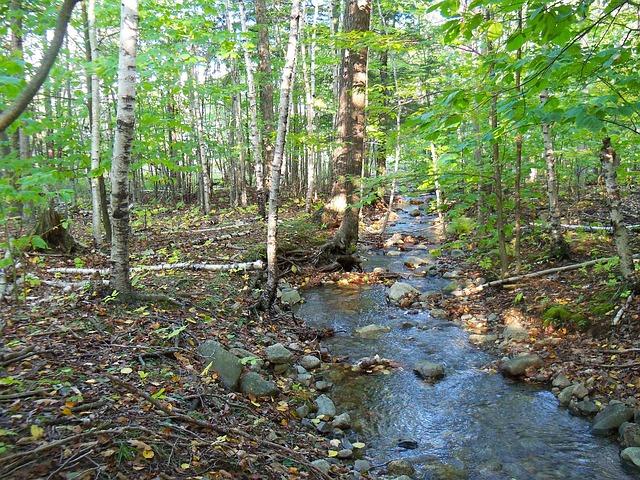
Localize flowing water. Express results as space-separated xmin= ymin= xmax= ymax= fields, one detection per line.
xmin=294 ymin=200 xmax=635 ymax=479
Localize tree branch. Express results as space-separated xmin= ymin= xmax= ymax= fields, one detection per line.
xmin=0 ymin=0 xmax=80 ymax=134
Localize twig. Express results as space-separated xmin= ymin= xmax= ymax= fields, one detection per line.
xmin=594 ymin=361 xmax=640 ymax=369
xmin=0 ymin=390 xmax=47 ymax=401
xmin=106 ymin=374 xmax=332 ymax=480
xmin=601 ymin=347 xmax=640 ymax=354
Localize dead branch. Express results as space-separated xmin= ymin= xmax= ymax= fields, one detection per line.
xmin=106 ymin=373 xmax=332 ymax=480
xmin=0 ymin=390 xmax=47 ymax=401
xmin=601 ymin=347 xmax=640 ymax=354
xmin=455 ymin=257 xmax=615 ymax=296
xmin=48 ymin=259 xmax=264 ymax=276
xmin=613 ymin=292 xmax=634 ymax=326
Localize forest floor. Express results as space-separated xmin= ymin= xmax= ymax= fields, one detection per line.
xmin=1 ymin=187 xmax=640 ymax=479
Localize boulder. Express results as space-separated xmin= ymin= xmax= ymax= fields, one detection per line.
xmin=621 ymin=447 xmax=640 ymax=469
xmin=469 ymin=334 xmax=498 ymax=346
xmin=409 ymin=208 xmax=421 ymax=217
xmin=442 ymin=280 xmax=463 ymax=295
xmin=414 ymin=361 xmax=445 ymax=381
xmin=354 ymin=460 xmax=371 ymax=472
xmin=332 ymin=412 xmax=352 ymax=429
xmin=500 ymin=354 xmax=543 ymax=378
xmin=386 ymin=459 xmax=415 ymax=476
xmin=265 ymin=343 xmax=294 ymax=364
xmin=575 ymin=400 xmax=600 ymax=416
xmin=354 ymin=324 xmax=390 ymax=338
xmin=503 ymin=323 xmax=528 ymax=342
xmin=592 ymin=402 xmax=634 ymax=435
xmin=280 ymin=287 xmax=301 ymax=305
xmin=198 ymin=340 xmax=242 ymax=390
xmin=310 ymin=459 xmax=331 ymax=474
xmin=299 ymin=355 xmax=322 ymax=370
xmin=450 ymin=248 xmax=465 ymax=259
xmin=430 ymin=308 xmax=448 ymax=319
xmin=315 ymin=394 xmax=336 ymax=419
xmin=404 ymin=256 xmax=434 ymax=269
xmin=552 ymin=373 xmax=572 ymax=389
xmin=388 ymin=282 xmax=421 ymax=303
xmin=239 ymin=372 xmax=280 ymax=397
xmin=621 ymin=422 xmax=640 ymax=447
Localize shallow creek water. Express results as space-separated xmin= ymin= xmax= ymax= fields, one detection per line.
xmin=294 ymin=201 xmax=635 ymax=479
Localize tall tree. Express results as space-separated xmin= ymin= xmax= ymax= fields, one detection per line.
xmin=322 ymin=0 xmax=372 ymax=266
xmin=265 ymin=0 xmax=302 ymax=307
xmin=255 ymin=0 xmax=275 ymax=186
xmin=109 ymin=0 xmax=139 ymax=301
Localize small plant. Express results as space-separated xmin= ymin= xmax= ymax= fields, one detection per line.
xmin=74 ymin=257 xmax=85 ymax=268
xmin=446 ymin=215 xmax=477 ymax=236
xmin=542 ymin=305 xmax=590 ymax=331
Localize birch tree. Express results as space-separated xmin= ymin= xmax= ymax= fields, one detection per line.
xmin=109 ymin=0 xmax=139 ymax=301
xmin=265 ymin=0 xmax=302 ymax=307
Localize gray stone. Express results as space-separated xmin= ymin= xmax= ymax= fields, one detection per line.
xmin=408 ymin=208 xmax=421 ymax=217
xmin=592 ymin=403 xmax=634 ymax=435
xmin=501 ymin=354 xmax=543 ymax=378
xmin=384 ymin=233 xmax=404 ymax=247
xmin=354 ymin=460 xmax=371 ymax=472
xmin=503 ymin=323 xmax=528 ymax=342
xmin=468 ymin=334 xmax=498 ymax=346
xmin=621 ymin=447 xmax=640 ymax=468
xmin=442 ymin=270 xmax=461 ymax=278
xmin=315 ymin=380 xmax=333 ymax=391
xmin=198 ymin=340 xmax=242 ymax=391
xmin=621 ymin=422 xmax=640 ymax=447
xmin=311 ymin=459 xmax=332 ymax=474
xmin=273 ymin=363 xmax=290 ymax=374
xmin=300 ymin=355 xmax=322 ymax=370
xmin=552 ymin=373 xmax=572 ymax=389
xmin=229 ymin=347 xmax=255 ymax=359
xmin=386 ymin=459 xmax=415 ymax=476
xmin=297 ymin=373 xmax=314 ymax=385
xmin=575 ymin=400 xmax=600 ymax=416
xmin=354 ymin=324 xmax=390 ymax=338
xmin=387 ymin=250 xmax=402 ymax=257
xmin=442 ymin=280 xmax=462 ymax=294
xmin=450 ymin=248 xmax=465 ymax=259
xmin=430 ymin=308 xmax=448 ymax=319
xmin=573 ymin=383 xmax=589 ymax=399
xmin=388 ymin=282 xmax=421 ymax=303
xmin=332 ymin=412 xmax=352 ymax=429
xmin=295 ymin=404 xmax=310 ymax=418
xmin=337 ymin=449 xmax=353 ymax=459
xmin=239 ymin=372 xmax=279 ymax=397
xmin=404 ymin=256 xmax=432 ymax=269
xmin=280 ymin=287 xmax=302 ymax=305
xmin=315 ymin=394 xmax=336 ymax=418
xmin=265 ymin=343 xmax=294 ymax=364
xmin=414 ymin=361 xmax=445 ymax=381
xmin=315 ymin=420 xmax=333 ymax=433
xmin=557 ymin=385 xmax=575 ymax=407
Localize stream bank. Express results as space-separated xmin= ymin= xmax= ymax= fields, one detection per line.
xmin=293 ymin=196 xmax=638 ymax=479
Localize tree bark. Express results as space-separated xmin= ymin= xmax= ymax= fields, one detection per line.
xmin=599 ymin=137 xmax=638 ymax=290
xmin=540 ymin=88 xmax=570 ymax=259
xmin=302 ymin=0 xmax=319 ymax=213
xmin=238 ymin=0 xmax=265 ymax=218
xmin=265 ymin=0 xmax=302 ymax=307
xmin=0 ymin=0 xmax=80 ymax=134
xmin=109 ymin=0 xmax=139 ymax=301
xmin=322 ymin=0 xmax=371 ymax=258
xmin=255 ymin=0 xmax=275 ymax=187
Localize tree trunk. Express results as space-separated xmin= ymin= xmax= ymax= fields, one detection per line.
xmin=322 ymin=0 xmax=371 ymax=249
xmin=302 ymin=0 xmax=319 ymax=213
xmin=32 ymin=203 xmax=78 ymax=253
xmin=188 ymin=65 xmax=212 ymax=215
xmin=238 ymin=0 xmax=265 ymax=218
xmin=265 ymin=0 xmax=302 ymax=307
xmin=109 ymin=0 xmax=139 ymax=301
xmin=255 ymin=0 xmax=275 ymax=187
xmin=540 ymin=88 xmax=570 ymax=259
xmin=599 ymin=137 xmax=638 ymax=290
xmin=514 ymin=8 xmax=523 ymax=274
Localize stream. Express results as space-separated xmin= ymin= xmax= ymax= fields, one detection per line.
xmin=294 ymin=198 xmax=635 ymax=479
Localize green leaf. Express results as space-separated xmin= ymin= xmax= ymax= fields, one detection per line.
xmin=506 ymin=33 xmax=526 ymax=52
xmin=486 ymin=21 xmax=503 ymax=41
xmin=31 ymin=236 xmax=48 ymax=250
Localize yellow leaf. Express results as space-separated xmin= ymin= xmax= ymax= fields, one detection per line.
xmin=61 ymin=407 xmax=73 ymax=416
xmin=276 ymin=405 xmax=289 ymax=412
xmin=201 ymin=361 xmax=214 ymax=376
xmin=181 ymin=463 xmax=190 ymax=469
xmin=120 ymin=367 xmax=133 ymax=374
xmin=251 ymin=401 xmax=261 ymax=407
xmin=352 ymin=442 xmax=366 ymax=449
xmin=142 ymin=449 xmax=155 ymax=459
xmin=30 ymin=425 xmax=45 ymax=441
xmin=101 ymin=449 xmax=117 ymax=457
xmin=327 ymin=450 xmax=338 ymax=457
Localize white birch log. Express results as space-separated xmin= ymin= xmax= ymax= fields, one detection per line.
xmin=49 ymin=260 xmax=264 ymax=276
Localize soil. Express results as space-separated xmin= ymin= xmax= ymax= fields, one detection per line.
xmin=1 ymin=187 xmax=639 ymax=479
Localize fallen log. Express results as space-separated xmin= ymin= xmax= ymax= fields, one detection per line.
xmin=454 ymin=257 xmax=614 ymax=297
xmin=48 ymin=259 xmax=264 ymax=276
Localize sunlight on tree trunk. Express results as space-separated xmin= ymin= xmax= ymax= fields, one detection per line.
xmin=322 ymin=0 xmax=371 ymax=261
xmin=109 ymin=0 xmax=139 ymax=301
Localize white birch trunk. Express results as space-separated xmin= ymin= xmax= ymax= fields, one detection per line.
xmin=266 ymin=0 xmax=302 ymax=305
xmin=600 ymin=137 xmax=637 ymax=287
xmin=109 ymin=0 xmax=139 ymax=300
xmin=88 ymin=0 xmax=103 ymax=247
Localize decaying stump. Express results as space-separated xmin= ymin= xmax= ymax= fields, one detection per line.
xmin=31 ymin=203 xmax=78 ymax=253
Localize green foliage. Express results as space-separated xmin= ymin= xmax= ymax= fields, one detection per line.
xmin=542 ymin=305 xmax=590 ymax=331
xmin=446 ymin=215 xmax=477 ymax=236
